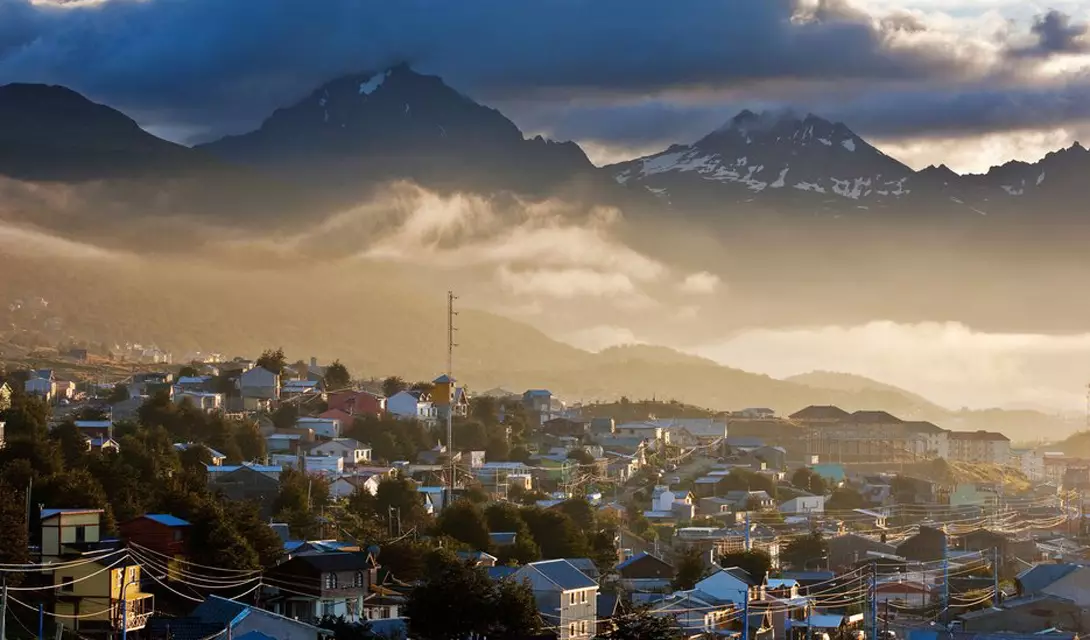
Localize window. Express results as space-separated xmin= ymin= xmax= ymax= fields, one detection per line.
xmin=354 ymin=571 xmax=364 ymax=588
xmin=580 ymin=590 xmax=587 ymax=604
xmin=325 ymin=573 xmax=338 ymax=590
xmin=173 ymin=530 xmax=183 ymax=542
xmin=322 ymin=601 xmax=334 ymax=617
xmin=569 ymin=624 xmax=576 ymax=637
xmin=74 ymin=526 xmax=86 ymax=543
xmin=60 ymin=577 xmax=74 ymax=592
xmin=569 ymin=592 xmax=576 ymax=605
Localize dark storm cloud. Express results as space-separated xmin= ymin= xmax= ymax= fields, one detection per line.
xmin=1011 ymin=10 xmax=1089 ymax=58
xmin=507 ymin=75 xmax=1090 ymax=161
xmin=0 ymin=0 xmax=967 ymax=137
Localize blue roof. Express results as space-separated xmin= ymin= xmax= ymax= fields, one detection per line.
xmin=726 ymin=436 xmax=766 ymax=448
xmin=530 ymin=559 xmax=597 ymax=590
xmin=143 ymin=514 xmax=191 ymax=527
xmin=489 ymin=532 xmax=517 ymax=546
xmin=525 ymin=389 xmax=551 ymax=397
xmin=432 ymin=374 xmax=455 ymax=383
xmin=192 ymin=595 xmax=249 ymax=627
xmin=488 ymin=566 xmax=519 ymax=581
xmin=616 ymin=552 xmax=651 ymax=571
xmin=1017 ymin=563 xmax=1080 ymax=595
xmin=234 ymin=633 xmax=276 ymax=640
xmin=368 ymin=618 xmax=408 ymax=640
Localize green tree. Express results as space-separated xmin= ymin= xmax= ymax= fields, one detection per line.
xmin=2 ymin=390 xmax=50 ymax=441
xmin=382 ymin=376 xmax=408 ymax=398
xmin=271 ymin=404 xmax=299 ymax=431
xmin=318 ymin=615 xmax=376 ymax=640
xmin=437 ymin=500 xmax=492 ymax=551
xmin=374 ymin=478 xmax=432 ymax=531
xmin=234 ymin=420 xmax=267 ymax=461
xmin=484 ymin=435 xmax=510 ymax=462
xmin=0 ymin=478 xmax=29 ymax=583
xmin=324 ymin=360 xmax=352 ymax=391
xmin=233 ymin=501 xmax=285 ymax=568
xmin=718 ymin=550 xmax=772 ymax=583
xmin=520 ymin=507 xmax=588 ymax=559
xmin=827 ymin=487 xmax=866 ymax=511
xmin=596 ymin=607 xmax=681 ymax=640
xmin=256 ymin=348 xmax=288 ymax=375
xmin=568 ymin=448 xmax=596 ymax=465
xmin=509 ymin=446 xmax=531 ymax=464
xmin=53 ymin=421 xmax=90 ymax=467
xmin=177 ymin=365 xmax=200 ymax=378
xmin=556 ymin=498 xmax=597 ymax=532
xmin=107 ymin=383 xmax=130 ymax=404
xmin=782 ymin=531 xmax=829 ymax=570
xmin=672 ymin=545 xmax=707 ymax=590
xmin=791 ymin=468 xmax=827 ymax=495
xmin=405 ymin=559 xmax=541 ymax=640
xmin=274 ymin=467 xmax=331 ymax=539
xmin=484 ymin=502 xmax=541 ymax=564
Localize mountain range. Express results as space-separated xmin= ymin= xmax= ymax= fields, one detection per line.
xmin=1 ymin=65 xmax=1087 ymax=223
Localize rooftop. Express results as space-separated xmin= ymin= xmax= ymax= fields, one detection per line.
xmin=142 ymin=514 xmax=191 ymax=527
xmin=526 ymin=559 xmax=597 ymax=590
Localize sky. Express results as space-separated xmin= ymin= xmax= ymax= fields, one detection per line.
xmin=0 ymin=0 xmax=1088 ymax=173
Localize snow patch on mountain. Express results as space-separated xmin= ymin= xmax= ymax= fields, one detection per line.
xmin=359 ymin=71 xmax=390 ymax=96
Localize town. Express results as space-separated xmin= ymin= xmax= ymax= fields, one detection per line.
xmin=0 ymin=349 xmax=1086 ymax=640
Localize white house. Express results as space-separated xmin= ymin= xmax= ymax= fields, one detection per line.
xmin=307 ymin=438 xmax=372 ymax=465
xmin=174 ymin=391 xmax=223 ymax=412
xmin=512 ymin=560 xmax=598 ymax=640
xmin=296 ymin=417 xmax=341 ymax=439
xmin=270 ymin=453 xmax=343 ymax=475
xmin=387 ymin=390 xmax=437 ymax=424
xmin=779 ymin=495 xmax=825 ymax=514
xmin=695 ymin=566 xmax=758 ymax=606
xmin=329 ymin=474 xmax=381 ymax=499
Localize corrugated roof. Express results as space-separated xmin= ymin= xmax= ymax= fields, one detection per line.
xmin=143 ymin=514 xmax=191 ymax=527
xmin=192 ymin=595 xmax=249 ymax=627
xmin=1018 ymin=563 xmax=1080 ymax=595
xmin=40 ymin=508 xmax=103 ymax=519
xmin=529 ymin=559 xmax=597 ymax=590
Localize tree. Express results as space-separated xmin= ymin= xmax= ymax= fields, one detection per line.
xmin=718 ymin=550 xmax=771 ymax=584
xmin=791 ymin=468 xmax=827 ymax=495
xmin=319 ymin=615 xmax=376 ymax=640
xmin=556 ymin=498 xmax=596 ymax=532
xmin=405 ymin=559 xmax=541 ymax=640
xmin=233 ymin=501 xmax=285 ymax=568
xmin=382 ymin=376 xmax=408 ymax=398
xmin=484 ymin=502 xmax=541 ymax=564
xmin=0 ymin=478 xmax=29 ymax=583
xmin=53 ymin=421 xmax=90 ymax=467
xmin=324 ymin=360 xmax=352 ymax=391
xmin=373 ymin=478 xmax=433 ymax=531
xmin=568 ymin=448 xmax=596 ymax=465
xmin=256 ymin=348 xmax=288 ymax=375
xmin=437 ymin=500 xmax=492 ymax=551
xmin=107 ymin=383 xmax=130 ymax=404
xmin=509 ymin=446 xmax=531 ymax=464
xmin=234 ymin=420 xmax=267 ymax=461
xmin=484 ymin=435 xmax=510 ymax=462
xmin=782 ymin=531 xmax=829 ymax=570
xmin=271 ymin=403 xmax=299 ymax=431
xmin=596 ymin=607 xmax=681 ymax=640
xmin=826 ymin=487 xmax=866 ymax=511
xmin=672 ymin=545 xmax=706 ymax=590
xmin=177 ymin=365 xmax=200 ymax=378
xmin=520 ymin=507 xmax=588 ymax=559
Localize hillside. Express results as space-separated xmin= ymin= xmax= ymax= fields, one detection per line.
xmin=786 ymin=371 xmax=940 ymax=412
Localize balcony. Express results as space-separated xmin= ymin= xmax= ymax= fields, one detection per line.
xmin=113 ymin=594 xmax=154 ymax=631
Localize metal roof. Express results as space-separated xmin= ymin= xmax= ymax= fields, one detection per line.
xmin=528 ymin=559 xmax=597 ymax=590
xmin=143 ymin=514 xmax=191 ymax=527
xmin=40 ymin=508 xmax=103 ymax=519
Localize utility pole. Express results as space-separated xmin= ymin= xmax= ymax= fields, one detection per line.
xmin=743 ymin=590 xmax=749 ymax=640
xmin=869 ymin=559 xmax=878 ymax=640
xmin=1 ymin=575 xmax=8 ymax=640
xmin=993 ymin=547 xmax=1001 ymax=608
xmin=744 ymin=511 xmax=750 ymax=551
xmin=445 ymin=291 xmax=458 ymax=509
xmin=942 ymin=526 xmax=949 ymax=626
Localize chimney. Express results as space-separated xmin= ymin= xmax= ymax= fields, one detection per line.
xmin=310 ymin=357 xmax=317 ymax=369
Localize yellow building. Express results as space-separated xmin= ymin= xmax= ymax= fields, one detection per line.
xmin=41 ymin=508 xmax=153 ymax=637
xmin=431 ymin=374 xmax=468 ymax=419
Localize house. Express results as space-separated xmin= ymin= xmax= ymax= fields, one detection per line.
xmin=948 ymin=430 xmax=1011 ymax=464
xmin=959 ymin=594 xmax=1088 ymax=634
xmin=329 ymin=475 xmax=381 ymax=499
xmin=175 ymin=391 xmax=223 ymax=411
xmin=778 ymin=495 xmax=825 ymax=515
xmin=543 ymin=417 xmax=591 ymax=438
xmin=307 ymin=438 xmax=372 ymax=465
xmin=751 ymin=445 xmax=787 ymax=470
xmin=789 ymin=405 xmax=850 ymax=423
xmin=326 ymin=390 xmax=385 ymax=417
xmin=174 ymin=442 xmax=227 ymax=466
xmin=281 ymin=379 xmax=324 ymax=399
xmin=522 ymin=389 xmax=553 ymax=426
xmin=43 ymin=509 xmax=153 ymax=637
xmin=74 ymin=420 xmax=113 ymax=440
xmin=263 ymin=552 xmax=378 ymax=622
xmin=616 ymin=552 xmax=675 ymax=593
xmin=590 ymin=418 xmax=615 ymax=436
xmin=826 ymin=533 xmax=897 ymax=571
xmin=616 ymin=422 xmax=668 ymax=443
xmin=271 ymin=454 xmax=343 ymax=475
xmin=88 ymin=437 xmax=120 ymax=453
xmin=386 ymin=390 xmax=436 ymax=424
xmin=0 ymin=382 xmax=12 ymax=412
xmin=165 ymin=594 xmax=325 ymax=640
xmin=694 ymin=566 xmax=759 ymax=605
xmin=511 ymin=559 xmax=598 ymax=640
xmin=1040 ymin=566 xmax=1090 ymax=607
xmin=296 ymin=417 xmax=341 ymax=439
xmin=238 ymin=367 xmax=280 ymax=410
xmin=875 ymin=580 xmax=934 ymax=608
xmin=431 ymin=375 xmax=469 ymax=421
xmin=26 ymin=369 xmax=57 ymax=400
xmin=896 ymin=526 xmax=947 ymax=562
xmin=120 ymin=514 xmax=190 ymax=580
xmin=266 ymin=433 xmax=304 ymax=453
xmin=1016 ymin=563 xmax=1080 ymax=597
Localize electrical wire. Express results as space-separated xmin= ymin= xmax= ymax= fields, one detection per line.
xmin=5 ymin=554 xmax=133 ymax=592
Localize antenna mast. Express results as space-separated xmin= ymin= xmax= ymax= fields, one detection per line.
xmin=447 ymin=291 xmax=458 ymax=505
